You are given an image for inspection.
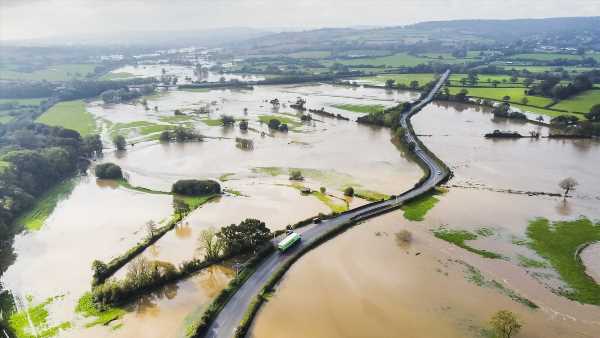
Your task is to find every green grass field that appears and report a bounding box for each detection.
[0,64,97,81]
[287,51,331,59]
[550,90,600,114]
[499,65,597,74]
[13,179,76,231]
[330,53,431,67]
[448,86,554,107]
[99,72,135,80]
[432,227,503,259]
[507,53,583,61]
[527,218,600,305]
[332,104,386,114]
[37,100,97,135]
[356,73,437,87]
[401,190,441,221]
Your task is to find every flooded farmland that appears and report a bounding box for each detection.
[249,100,600,338]
[0,82,424,337]
[2,77,599,338]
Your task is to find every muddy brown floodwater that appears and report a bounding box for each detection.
[1,82,425,338]
[249,100,600,338]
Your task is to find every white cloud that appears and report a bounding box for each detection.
[1,0,599,40]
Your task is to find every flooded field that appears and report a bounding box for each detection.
[1,83,424,337]
[2,82,599,338]
[105,64,265,84]
[250,211,600,338]
[249,100,600,338]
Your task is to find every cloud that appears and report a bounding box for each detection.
[1,0,599,41]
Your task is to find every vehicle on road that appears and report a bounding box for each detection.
[278,232,301,251]
[436,170,441,175]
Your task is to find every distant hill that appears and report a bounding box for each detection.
[229,17,600,54]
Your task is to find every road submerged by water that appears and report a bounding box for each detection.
[205,71,451,338]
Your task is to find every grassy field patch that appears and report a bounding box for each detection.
[75,292,126,328]
[37,100,97,135]
[448,86,554,107]
[257,114,302,128]
[287,51,331,59]
[401,190,441,221]
[356,73,436,87]
[526,217,600,305]
[433,228,503,259]
[354,190,390,202]
[0,64,96,81]
[507,53,582,61]
[332,104,386,114]
[13,179,77,231]
[461,262,538,309]
[9,296,72,338]
[551,90,600,114]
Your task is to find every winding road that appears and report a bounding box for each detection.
[205,70,451,338]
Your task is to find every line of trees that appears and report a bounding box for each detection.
[356,102,412,129]
[0,123,102,241]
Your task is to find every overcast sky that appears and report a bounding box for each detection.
[1,0,600,41]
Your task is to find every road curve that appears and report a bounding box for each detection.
[205,70,451,338]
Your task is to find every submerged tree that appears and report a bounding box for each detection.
[559,177,578,198]
[198,227,224,260]
[112,135,127,151]
[490,310,522,338]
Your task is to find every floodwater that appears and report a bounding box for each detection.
[250,100,600,338]
[580,243,600,284]
[1,82,423,337]
[106,64,265,84]
[250,212,600,338]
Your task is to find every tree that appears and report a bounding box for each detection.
[268,119,281,130]
[559,177,578,198]
[490,310,522,338]
[585,104,600,121]
[520,97,529,105]
[145,220,157,238]
[239,120,248,130]
[221,115,235,126]
[320,187,326,193]
[173,198,191,217]
[523,78,534,87]
[172,179,221,196]
[502,95,511,102]
[112,135,127,151]
[94,163,123,179]
[344,186,354,197]
[198,227,224,260]
[289,170,303,181]
[81,134,103,157]
[385,79,396,89]
[409,80,419,90]
[217,218,272,256]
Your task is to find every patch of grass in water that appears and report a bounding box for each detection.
[518,255,549,269]
[257,114,302,129]
[288,183,348,213]
[401,190,441,222]
[433,227,503,259]
[201,118,224,127]
[13,179,77,231]
[9,295,72,338]
[354,189,389,202]
[117,179,170,195]
[224,188,247,197]
[175,194,220,210]
[75,292,125,328]
[219,173,236,181]
[461,262,538,309]
[332,104,386,114]
[526,217,600,305]
[252,167,285,177]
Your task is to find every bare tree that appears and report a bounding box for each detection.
[145,220,157,238]
[559,177,578,199]
[198,227,224,261]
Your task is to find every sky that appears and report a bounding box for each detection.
[1,0,600,41]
